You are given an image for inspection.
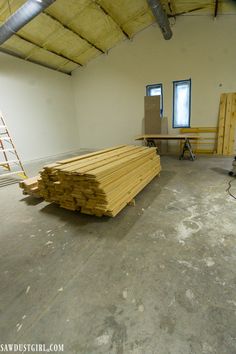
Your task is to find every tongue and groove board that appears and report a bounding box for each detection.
[30,145,161,217]
[217,93,236,155]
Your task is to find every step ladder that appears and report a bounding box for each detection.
[0,112,27,180]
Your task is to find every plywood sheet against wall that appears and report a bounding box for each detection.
[144,96,161,134]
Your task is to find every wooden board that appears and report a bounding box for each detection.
[228,93,236,155]
[216,93,236,156]
[180,127,217,154]
[21,145,161,217]
[223,93,233,155]
[19,175,41,197]
[136,134,199,140]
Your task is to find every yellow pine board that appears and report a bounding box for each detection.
[223,93,233,155]
[106,167,160,217]
[85,151,158,185]
[83,152,158,186]
[228,93,236,155]
[57,145,126,164]
[68,146,145,174]
[80,159,160,206]
[217,94,227,154]
[101,158,160,196]
[86,148,156,178]
[80,165,160,216]
[35,145,161,217]
[56,145,138,172]
[103,164,160,205]
[181,127,217,133]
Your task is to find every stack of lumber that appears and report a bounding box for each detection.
[217,93,236,155]
[180,127,217,154]
[34,145,161,217]
[19,175,41,197]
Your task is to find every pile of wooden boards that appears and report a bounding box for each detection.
[21,145,161,217]
[19,175,41,197]
[217,93,236,155]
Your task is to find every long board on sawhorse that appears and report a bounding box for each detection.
[135,134,199,161]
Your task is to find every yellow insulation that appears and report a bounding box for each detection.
[0,0,236,73]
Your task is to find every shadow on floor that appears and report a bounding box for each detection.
[211,167,230,176]
[37,170,175,241]
[20,195,44,206]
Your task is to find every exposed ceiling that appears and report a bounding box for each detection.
[0,0,235,75]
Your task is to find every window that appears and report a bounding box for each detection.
[146,83,163,116]
[173,79,191,128]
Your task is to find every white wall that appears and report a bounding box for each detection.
[1,15,236,160]
[0,53,78,161]
[72,15,236,150]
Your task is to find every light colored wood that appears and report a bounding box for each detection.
[57,145,126,164]
[136,134,199,140]
[181,127,217,133]
[19,175,41,197]
[228,93,236,155]
[65,146,144,174]
[180,127,217,154]
[85,149,155,178]
[23,145,161,217]
[55,146,137,172]
[223,93,233,155]
[216,93,236,156]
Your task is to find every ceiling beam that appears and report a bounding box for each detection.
[168,6,206,18]
[0,46,71,75]
[214,0,219,18]
[13,32,82,66]
[167,0,177,17]
[45,12,106,54]
[94,1,130,40]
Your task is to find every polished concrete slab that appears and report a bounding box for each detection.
[0,154,235,354]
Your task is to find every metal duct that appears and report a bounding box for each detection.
[0,0,56,45]
[147,0,173,40]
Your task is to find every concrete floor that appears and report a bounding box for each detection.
[0,154,236,354]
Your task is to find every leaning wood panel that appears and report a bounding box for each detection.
[223,93,233,155]
[228,93,236,155]
[217,94,227,154]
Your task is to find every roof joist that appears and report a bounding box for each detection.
[94,1,131,40]
[45,11,106,54]
[0,46,71,74]
[15,32,82,66]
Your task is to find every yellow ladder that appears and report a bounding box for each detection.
[0,112,27,180]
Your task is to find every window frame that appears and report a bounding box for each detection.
[146,83,164,117]
[172,79,191,129]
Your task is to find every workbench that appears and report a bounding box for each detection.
[135,134,199,161]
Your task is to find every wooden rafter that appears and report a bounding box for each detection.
[214,0,219,18]
[168,6,206,18]
[45,12,106,54]
[14,32,82,66]
[94,1,130,40]
[0,46,71,74]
